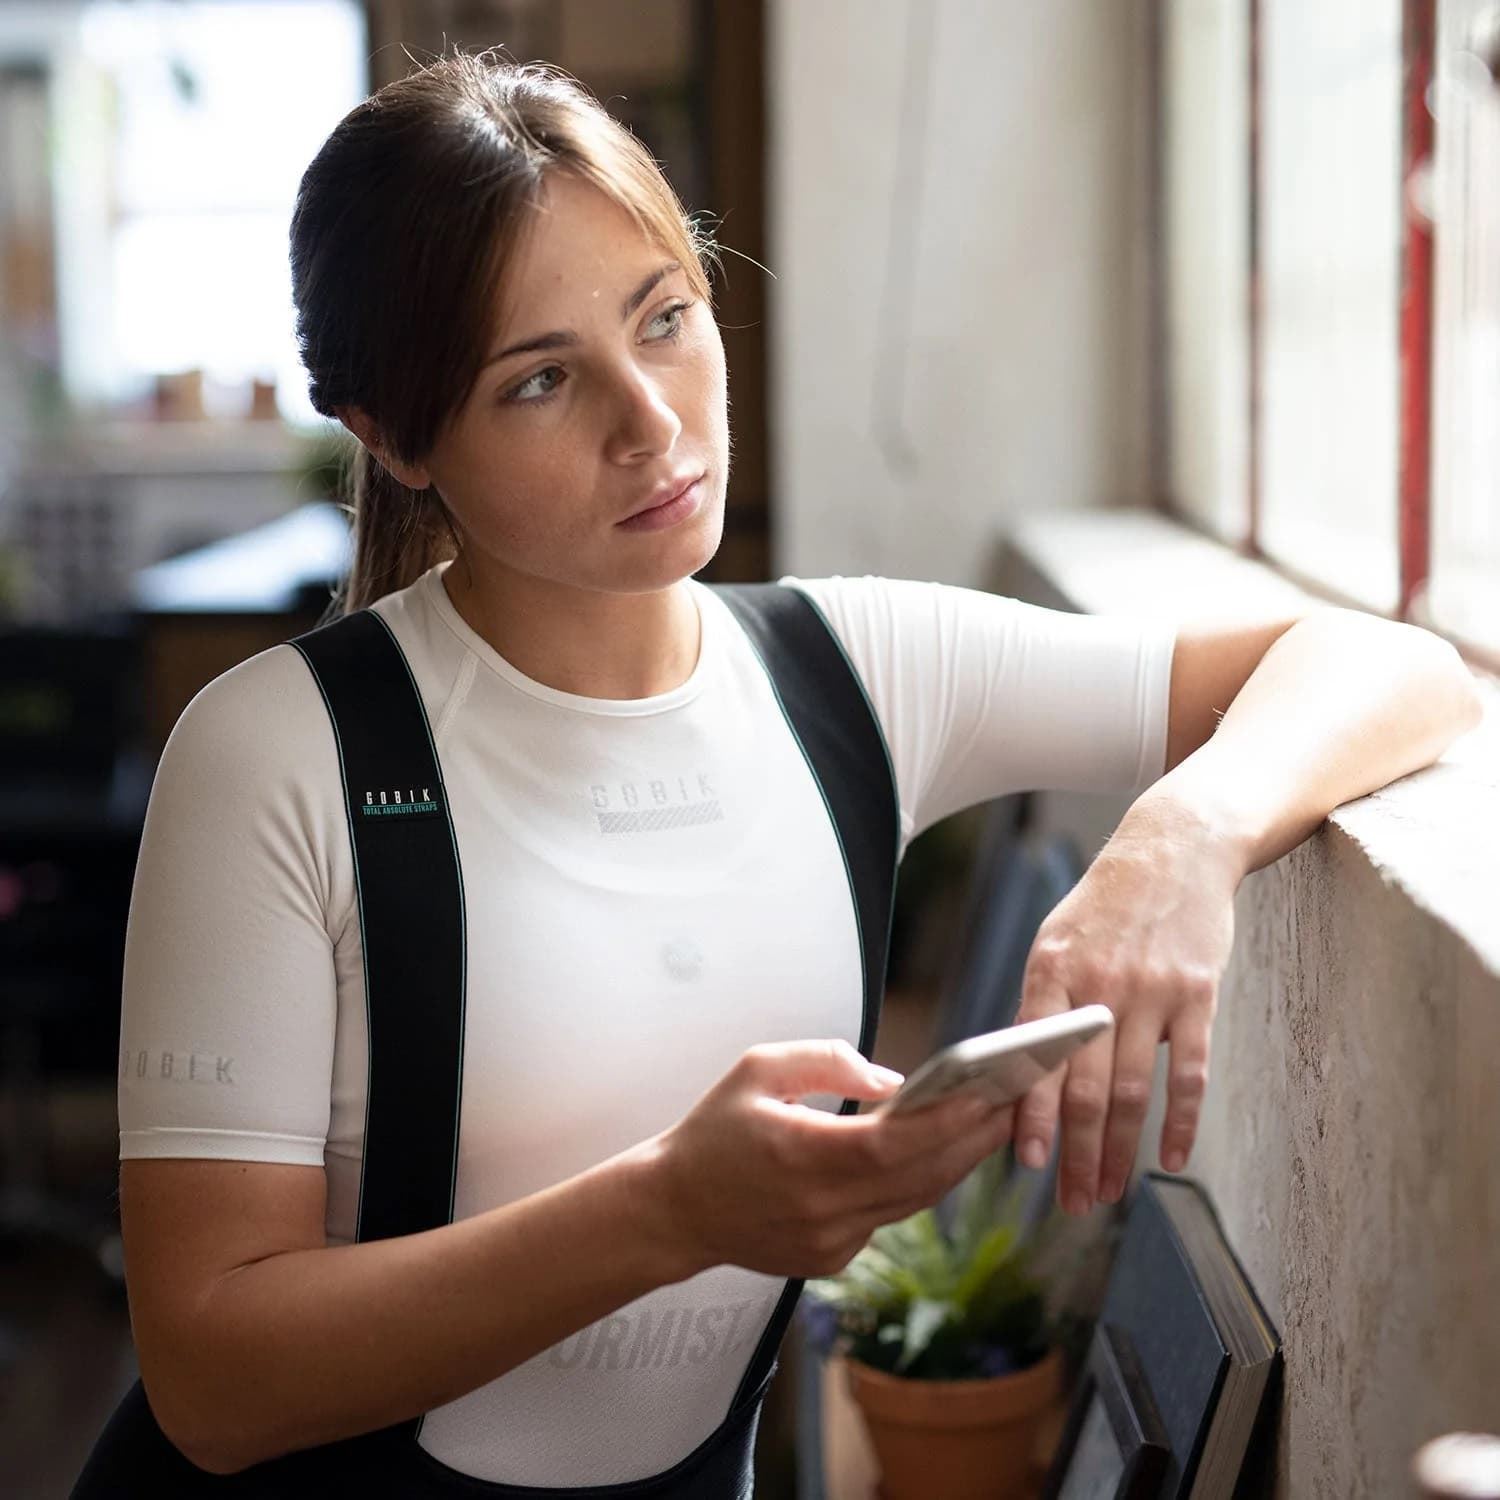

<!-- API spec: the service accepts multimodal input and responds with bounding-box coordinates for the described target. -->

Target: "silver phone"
[875,1004,1114,1117]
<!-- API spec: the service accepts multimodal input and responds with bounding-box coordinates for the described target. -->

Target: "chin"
[684,507,726,574]
[621,502,725,592]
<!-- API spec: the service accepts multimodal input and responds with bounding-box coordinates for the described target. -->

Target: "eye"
[505,365,565,406]
[646,300,693,340]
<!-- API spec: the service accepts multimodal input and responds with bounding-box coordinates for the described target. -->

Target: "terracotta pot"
[844,1347,1064,1500]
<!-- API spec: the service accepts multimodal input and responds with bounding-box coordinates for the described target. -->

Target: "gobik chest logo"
[361,786,441,819]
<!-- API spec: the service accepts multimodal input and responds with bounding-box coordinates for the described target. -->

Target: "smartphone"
[874,1004,1115,1117]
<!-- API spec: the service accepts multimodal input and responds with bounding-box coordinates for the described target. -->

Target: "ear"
[335,406,432,491]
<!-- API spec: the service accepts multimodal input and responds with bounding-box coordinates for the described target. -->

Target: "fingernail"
[1065,1190,1090,1216]
[869,1066,904,1087]
[1019,1138,1047,1170]
[1163,1148,1185,1173]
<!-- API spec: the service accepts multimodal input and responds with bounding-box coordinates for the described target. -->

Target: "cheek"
[689,332,729,436]
[443,434,587,549]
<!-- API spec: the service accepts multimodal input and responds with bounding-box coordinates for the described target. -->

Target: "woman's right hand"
[652,1039,1016,1280]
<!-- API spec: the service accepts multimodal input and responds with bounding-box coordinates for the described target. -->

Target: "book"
[1093,1172,1281,1499]
[1050,1170,1284,1500]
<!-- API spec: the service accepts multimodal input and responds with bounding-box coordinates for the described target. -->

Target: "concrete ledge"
[991,506,1500,1499]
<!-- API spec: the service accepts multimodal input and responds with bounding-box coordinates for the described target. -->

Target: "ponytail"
[324,446,459,622]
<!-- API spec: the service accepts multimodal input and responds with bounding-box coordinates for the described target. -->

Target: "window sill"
[993,505,1500,978]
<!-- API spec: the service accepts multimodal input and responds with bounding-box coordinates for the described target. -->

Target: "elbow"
[139,1356,263,1477]
[164,1416,265,1479]
[1333,610,1487,741]
[182,1445,246,1479]
[145,1386,239,1477]
[1457,662,1487,736]
[1423,630,1487,740]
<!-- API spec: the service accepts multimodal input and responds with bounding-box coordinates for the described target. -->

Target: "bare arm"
[125,1137,690,1476]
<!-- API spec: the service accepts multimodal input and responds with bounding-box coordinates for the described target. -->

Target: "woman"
[82,49,1480,1497]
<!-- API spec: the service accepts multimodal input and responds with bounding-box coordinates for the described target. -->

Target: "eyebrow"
[481,261,683,370]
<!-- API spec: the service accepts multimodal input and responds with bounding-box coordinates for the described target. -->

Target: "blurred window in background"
[70,0,366,426]
[1163,0,1251,548]
[1162,0,1499,664]
[1258,0,1404,615]
[1428,0,1500,654]
[0,57,56,437]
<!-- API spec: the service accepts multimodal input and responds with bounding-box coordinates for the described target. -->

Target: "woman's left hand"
[1007,799,1244,1214]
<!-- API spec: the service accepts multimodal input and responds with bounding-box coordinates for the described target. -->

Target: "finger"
[1160,1010,1212,1173]
[782,1088,994,1193]
[860,1108,1016,1222]
[842,1096,1010,1212]
[1055,1030,1114,1215]
[1096,1019,1161,1204]
[1011,975,1073,1171]
[748,1037,905,1105]
[866,1090,1001,1169]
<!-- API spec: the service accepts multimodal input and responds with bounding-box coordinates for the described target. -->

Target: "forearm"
[178,1138,693,1475]
[1119,610,1485,879]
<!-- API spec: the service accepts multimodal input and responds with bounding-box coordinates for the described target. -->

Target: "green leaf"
[807,1242,927,1338]
[951,1222,1021,1310]
[895,1297,956,1374]
[950,1149,1009,1263]
[866,1210,955,1294]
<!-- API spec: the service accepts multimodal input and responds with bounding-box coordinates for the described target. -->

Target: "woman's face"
[417,172,729,597]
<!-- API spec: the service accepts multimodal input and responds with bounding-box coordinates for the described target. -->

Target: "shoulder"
[774,573,1033,660]
[775,573,943,641]
[157,640,336,794]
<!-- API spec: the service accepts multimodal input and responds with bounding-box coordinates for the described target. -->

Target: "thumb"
[747,1038,905,1103]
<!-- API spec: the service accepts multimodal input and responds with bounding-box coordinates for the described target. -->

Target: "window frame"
[1157,0,1500,678]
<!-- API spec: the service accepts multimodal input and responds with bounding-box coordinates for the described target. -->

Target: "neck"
[440,557,702,700]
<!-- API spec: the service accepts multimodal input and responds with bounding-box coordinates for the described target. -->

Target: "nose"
[604,360,682,464]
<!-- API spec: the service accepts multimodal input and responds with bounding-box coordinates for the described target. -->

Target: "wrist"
[1114,770,1255,888]
[612,1133,709,1287]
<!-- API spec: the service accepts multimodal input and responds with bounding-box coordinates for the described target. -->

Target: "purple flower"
[973,1343,1021,1378]
[798,1296,841,1357]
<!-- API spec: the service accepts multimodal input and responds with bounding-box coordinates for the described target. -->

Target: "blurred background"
[0,0,1495,1495]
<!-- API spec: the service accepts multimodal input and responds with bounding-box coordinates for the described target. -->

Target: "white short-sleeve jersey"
[117,561,1174,1485]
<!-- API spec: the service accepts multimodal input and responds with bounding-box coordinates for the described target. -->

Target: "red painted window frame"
[1231,0,1498,672]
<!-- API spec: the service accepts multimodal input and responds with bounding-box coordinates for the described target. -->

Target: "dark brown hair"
[289,49,720,615]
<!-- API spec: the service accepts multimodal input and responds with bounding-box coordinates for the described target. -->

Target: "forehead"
[494,173,664,320]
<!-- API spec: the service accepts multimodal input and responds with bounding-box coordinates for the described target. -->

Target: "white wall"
[767,0,1155,586]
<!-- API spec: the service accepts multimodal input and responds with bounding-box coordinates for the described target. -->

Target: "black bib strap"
[291,610,468,1254]
[714,582,900,1411]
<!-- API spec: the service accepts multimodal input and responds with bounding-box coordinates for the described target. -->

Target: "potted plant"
[800,1149,1079,1500]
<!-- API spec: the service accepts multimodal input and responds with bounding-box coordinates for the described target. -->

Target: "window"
[1162,0,1500,662]
[70,0,367,426]
[1163,0,1251,548]
[1258,0,1404,615]
[1427,0,1500,652]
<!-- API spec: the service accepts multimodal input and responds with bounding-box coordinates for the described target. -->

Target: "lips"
[615,473,707,534]
[623,471,706,523]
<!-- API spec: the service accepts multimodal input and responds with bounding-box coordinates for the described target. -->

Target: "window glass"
[74,0,366,425]
[1258,0,1403,612]
[1427,0,1500,651]
[1164,0,1251,546]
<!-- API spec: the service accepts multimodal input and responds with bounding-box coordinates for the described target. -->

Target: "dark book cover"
[1099,1176,1232,1498]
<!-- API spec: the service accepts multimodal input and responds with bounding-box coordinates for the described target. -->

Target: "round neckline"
[419,561,720,717]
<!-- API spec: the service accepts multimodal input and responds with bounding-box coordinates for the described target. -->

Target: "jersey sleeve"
[780,575,1177,853]
[117,644,351,1166]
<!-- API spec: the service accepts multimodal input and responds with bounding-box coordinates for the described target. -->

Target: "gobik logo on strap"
[361,786,441,818]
